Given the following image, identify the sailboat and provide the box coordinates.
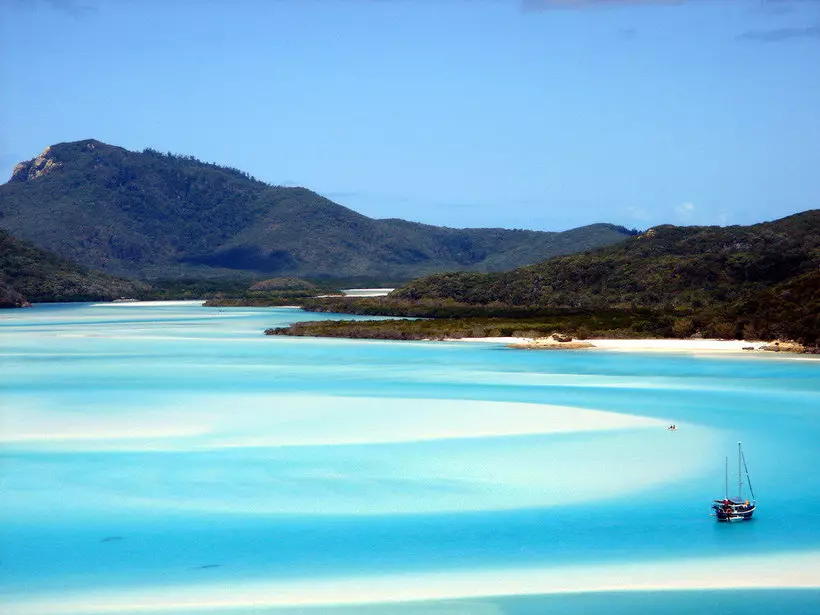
[712,442,756,522]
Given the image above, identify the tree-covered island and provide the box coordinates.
[266,211,820,350]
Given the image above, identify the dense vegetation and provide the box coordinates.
[721,269,820,344]
[0,229,147,305]
[269,212,820,346]
[0,278,29,308]
[249,277,318,292]
[266,308,677,341]
[272,297,703,340]
[203,277,343,307]
[393,211,820,311]
[0,139,633,280]
[3,138,815,348]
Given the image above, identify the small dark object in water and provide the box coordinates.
[101,536,123,543]
[193,564,222,570]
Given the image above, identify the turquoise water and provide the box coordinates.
[1,302,819,614]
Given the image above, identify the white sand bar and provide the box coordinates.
[1,397,664,451]
[1,397,700,515]
[456,337,771,353]
[89,300,206,307]
[342,288,395,297]
[10,550,820,614]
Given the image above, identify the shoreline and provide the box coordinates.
[66,302,815,355]
[451,336,802,355]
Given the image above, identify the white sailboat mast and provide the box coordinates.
[725,456,729,500]
[737,442,743,500]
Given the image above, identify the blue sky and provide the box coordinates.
[1,0,818,231]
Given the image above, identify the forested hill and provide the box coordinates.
[393,211,820,311]
[0,277,29,308]
[0,229,147,306]
[0,140,634,280]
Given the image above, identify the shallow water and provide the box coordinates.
[1,302,819,613]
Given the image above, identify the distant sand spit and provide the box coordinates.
[89,301,206,307]
[342,288,395,297]
[9,551,820,614]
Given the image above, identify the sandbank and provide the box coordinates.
[90,300,205,307]
[2,396,704,516]
[9,550,820,614]
[1,397,664,451]
[341,288,395,297]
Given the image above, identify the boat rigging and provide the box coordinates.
[712,442,756,522]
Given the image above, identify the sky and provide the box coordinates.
[1,0,818,231]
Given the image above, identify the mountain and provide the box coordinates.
[0,140,635,280]
[392,210,820,314]
[0,229,147,305]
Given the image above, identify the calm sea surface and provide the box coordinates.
[2,302,819,614]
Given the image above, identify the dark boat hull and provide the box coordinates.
[713,503,756,522]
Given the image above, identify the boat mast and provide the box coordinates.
[725,456,728,500]
[737,442,743,500]
[742,447,756,502]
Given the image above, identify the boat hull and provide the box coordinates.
[712,503,755,522]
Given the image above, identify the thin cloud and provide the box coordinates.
[520,0,820,9]
[5,0,96,17]
[44,0,93,13]
[674,202,696,221]
[521,0,685,9]
[762,0,820,4]
[739,24,820,41]
[321,191,361,200]
[626,205,650,221]
[715,209,732,226]
[618,27,639,39]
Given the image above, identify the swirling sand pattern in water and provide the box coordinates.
[1,302,819,613]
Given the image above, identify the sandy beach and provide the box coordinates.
[454,336,782,354]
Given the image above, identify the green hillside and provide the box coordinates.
[393,211,820,311]
[0,278,29,308]
[725,269,820,344]
[275,211,819,345]
[0,229,147,305]
[0,140,633,280]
